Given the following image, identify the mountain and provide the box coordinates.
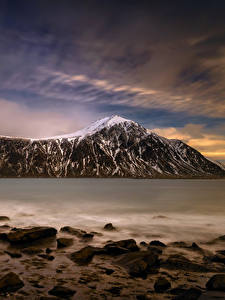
[0,115,224,178]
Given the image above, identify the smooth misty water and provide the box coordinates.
[0,179,225,244]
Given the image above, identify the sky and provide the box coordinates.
[0,0,224,161]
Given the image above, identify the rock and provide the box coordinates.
[154,277,171,292]
[115,250,159,278]
[104,223,116,231]
[191,242,201,250]
[81,233,94,240]
[48,285,76,298]
[38,254,55,261]
[105,239,139,252]
[0,272,24,294]
[60,226,85,237]
[216,250,225,256]
[107,286,122,295]
[147,246,163,255]
[0,225,10,229]
[46,248,53,254]
[0,216,10,221]
[136,294,151,300]
[173,287,202,299]
[60,226,93,240]
[161,254,209,272]
[57,238,73,249]
[149,240,166,247]
[170,287,187,295]
[209,254,225,264]
[21,247,43,255]
[6,227,57,244]
[140,241,148,247]
[105,268,115,275]
[40,297,58,300]
[0,233,8,242]
[70,246,104,265]
[169,241,189,248]
[104,245,129,255]
[4,250,22,258]
[206,274,225,291]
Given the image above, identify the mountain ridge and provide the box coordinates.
[0,115,224,178]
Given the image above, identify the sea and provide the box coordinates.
[0,178,224,244]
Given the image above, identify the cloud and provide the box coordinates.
[0,99,96,138]
[152,124,225,160]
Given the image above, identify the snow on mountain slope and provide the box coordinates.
[38,115,136,141]
[0,115,224,178]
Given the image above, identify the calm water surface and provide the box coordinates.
[0,179,224,243]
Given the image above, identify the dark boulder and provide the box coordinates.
[57,238,73,249]
[38,254,55,261]
[169,241,189,248]
[206,274,225,291]
[0,216,10,221]
[60,226,93,240]
[154,277,171,292]
[104,223,116,231]
[140,241,148,247]
[22,247,43,255]
[161,254,209,272]
[105,268,115,275]
[4,250,22,258]
[207,254,225,264]
[6,227,57,244]
[115,250,159,278]
[106,286,122,295]
[48,285,76,298]
[149,240,166,247]
[70,246,104,265]
[46,248,53,254]
[147,246,163,255]
[173,288,202,300]
[0,272,24,294]
[105,239,139,252]
[104,245,129,255]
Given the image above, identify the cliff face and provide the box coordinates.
[0,116,224,178]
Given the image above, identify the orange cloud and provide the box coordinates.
[152,125,225,161]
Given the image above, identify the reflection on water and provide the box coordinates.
[0,179,224,243]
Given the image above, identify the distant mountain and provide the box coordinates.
[0,115,224,178]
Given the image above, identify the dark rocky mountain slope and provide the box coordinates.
[0,115,224,178]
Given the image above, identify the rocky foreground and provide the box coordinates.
[0,218,224,299]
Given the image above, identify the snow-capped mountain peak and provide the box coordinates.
[0,115,224,178]
[40,115,136,140]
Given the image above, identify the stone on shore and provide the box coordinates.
[206,274,225,291]
[6,226,57,244]
[57,238,73,249]
[0,216,10,221]
[173,287,202,299]
[115,250,159,278]
[104,223,116,231]
[21,246,43,255]
[149,240,166,247]
[4,250,22,258]
[105,239,139,252]
[0,272,24,294]
[161,254,209,272]
[154,277,171,292]
[48,285,76,298]
[70,246,104,265]
[60,226,94,240]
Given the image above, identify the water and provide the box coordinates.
[0,178,225,244]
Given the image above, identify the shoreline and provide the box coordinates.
[0,221,225,299]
